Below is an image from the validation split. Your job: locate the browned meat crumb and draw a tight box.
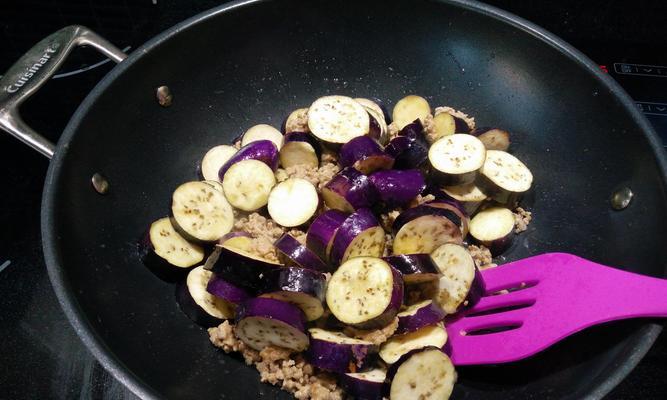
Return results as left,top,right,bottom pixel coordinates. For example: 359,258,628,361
467,244,497,270
379,209,401,232
209,322,343,400
233,139,242,150
234,213,287,262
388,121,401,140
285,108,309,133
514,207,532,233
422,113,439,144
434,106,476,131
382,233,394,257
320,149,339,165
409,194,435,208
405,280,439,305
343,317,399,346
277,163,341,191
289,228,308,245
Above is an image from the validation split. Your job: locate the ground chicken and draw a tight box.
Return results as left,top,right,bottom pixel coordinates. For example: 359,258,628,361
209,323,343,400
387,121,401,140
379,209,401,232
285,108,309,133
422,113,439,144
234,213,287,262
434,106,476,131
514,207,532,233
382,233,394,257
409,194,435,208
277,163,340,191
233,139,242,149
320,149,338,165
467,244,497,270
343,317,399,346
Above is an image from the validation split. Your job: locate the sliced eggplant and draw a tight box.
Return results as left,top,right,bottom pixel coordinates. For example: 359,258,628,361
383,254,440,285
341,368,386,400
218,231,253,252
283,107,309,133
379,323,447,364
206,274,251,304
306,328,377,373
176,266,235,327
201,180,224,193
396,300,447,334
279,131,322,169
362,105,389,145
330,208,385,265
326,257,403,329
428,134,486,186
235,297,309,352
469,206,515,255
478,150,533,205
274,234,329,272
392,95,430,130
259,266,326,321
200,145,237,181
368,169,426,207
210,244,282,293
442,182,488,215
384,135,429,170
218,139,279,179
170,181,234,242
387,347,456,400
429,112,467,142
431,243,485,314
222,159,276,211
321,167,378,213
392,205,462,254
267,178,319,227
241,124,284,150
472,127,511,151
339,136,394,175
306,209,348,262
307,95,370,145
424,199,470,237
139,217,205,269
354,98,385,122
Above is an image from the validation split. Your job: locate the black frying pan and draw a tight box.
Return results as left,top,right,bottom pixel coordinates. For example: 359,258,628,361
1,0,665,398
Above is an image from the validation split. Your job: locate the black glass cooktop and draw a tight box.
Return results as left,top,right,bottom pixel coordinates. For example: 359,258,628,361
1,1,665,399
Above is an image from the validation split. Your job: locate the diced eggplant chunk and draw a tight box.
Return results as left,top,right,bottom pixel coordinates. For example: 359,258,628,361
424,199,470,237
279,132,322,169
339,136,394,175
330,208,385,265
140,217,205,270
170,181,234,242
472,127,511,151
442,183,488,215
431,243,484,313
259,266,326,321
379,323,447,364
392,205,462,254
385,135,429,170
321,167,378,213
326,257,403,329
369,169,425,207
383,254,440,285
387,347,456,400
341,368,386,400
218,139,279,179
283,108,309,133
306,210,348,262
430,112,459,142
428,134,486,186
241,124,284,150
469,206,515,255
235,298,309,352
206,274,251,304
200,145,237,181
218,231,254,252
396,300,447,334
210,244,282,293
354,98,385,122
268,178,319,227
176,266,235,327
274,234,329,272
308,95,370,144
306,328,377,373
392,95,431,130
478,150,533,206
222,159,276,211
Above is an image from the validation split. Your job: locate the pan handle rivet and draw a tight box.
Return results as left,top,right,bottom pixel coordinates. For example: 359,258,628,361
610,187,633,210
92,173,110,195
156,85,173,107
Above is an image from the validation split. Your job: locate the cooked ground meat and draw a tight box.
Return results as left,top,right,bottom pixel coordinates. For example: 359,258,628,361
285,108,309,133
343,317,399,346
409,194,435,208
467,244,497,270
434,106,476,131
382,233,394,257
276,163,340,191
320,149,338,165
234,213,287,262
422,113,439,144
233,139,242,150
209,322,343,400
514,207,532,233
379,209,401,232
387,121,401,140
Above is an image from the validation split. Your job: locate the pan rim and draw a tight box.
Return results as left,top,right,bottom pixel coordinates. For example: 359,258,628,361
41,0,666,399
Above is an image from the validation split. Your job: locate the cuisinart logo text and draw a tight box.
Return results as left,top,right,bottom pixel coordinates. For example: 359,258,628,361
6,46,58,93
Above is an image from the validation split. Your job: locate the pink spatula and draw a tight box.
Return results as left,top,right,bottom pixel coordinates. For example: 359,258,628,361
445,252,667,366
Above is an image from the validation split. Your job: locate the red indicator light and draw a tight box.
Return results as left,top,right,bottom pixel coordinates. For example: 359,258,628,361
599,65,609,73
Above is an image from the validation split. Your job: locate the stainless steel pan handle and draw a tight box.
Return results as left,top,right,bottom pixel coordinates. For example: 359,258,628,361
0,25,127,159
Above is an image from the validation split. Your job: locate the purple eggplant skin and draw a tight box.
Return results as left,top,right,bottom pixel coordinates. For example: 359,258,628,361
391,204,463,236
283,131,323,158
210,245,281,294
259,266,326,301
383,254,440,284
306,332,378,373
453,115,471,133
340,370,386,400
206,274,251,304
477,228,516,256
462,268,486,311
306,210,348,261
175,281,223,328
330,208,382,266
322,167,379,212
339,136,394,175
367,112,383,142
396,301,447,334
217,140,278,180
369,169,426,207
274,234,330,272
397,119,427,141
384,135,429,170
370,97,392,124
424,199,470,237
235,297,306,332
